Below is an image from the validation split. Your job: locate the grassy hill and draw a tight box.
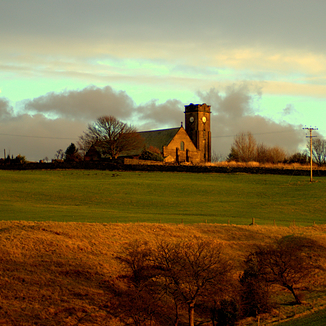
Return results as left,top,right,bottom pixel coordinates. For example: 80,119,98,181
1,170,326,324
0,170,325,226
0,221,326,325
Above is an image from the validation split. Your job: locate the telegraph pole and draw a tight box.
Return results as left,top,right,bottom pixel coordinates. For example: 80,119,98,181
303,127,318,182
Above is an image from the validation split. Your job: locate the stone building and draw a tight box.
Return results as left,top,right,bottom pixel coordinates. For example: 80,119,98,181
85,103,211,164
132,103,211,164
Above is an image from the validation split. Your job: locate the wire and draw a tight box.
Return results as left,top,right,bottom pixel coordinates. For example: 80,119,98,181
0,128,298,140
0,133,75,140
211,129,298,138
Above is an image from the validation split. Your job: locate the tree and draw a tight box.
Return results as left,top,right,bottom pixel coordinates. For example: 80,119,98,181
228,132,287,164
64,143,80,161
244,236,325,305
153,239,233,326
78,116,144,159
110,240,174,326
110,239,233,326
287,152,309,164
228,132,257,162
256,144,286,164
240,254,273,317
54,149,64,160
310,138,326,166
211,151,224,163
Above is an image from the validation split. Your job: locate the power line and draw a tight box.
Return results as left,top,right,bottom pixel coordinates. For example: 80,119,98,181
212,129,298,139
0,133,75,140
1,128,298,140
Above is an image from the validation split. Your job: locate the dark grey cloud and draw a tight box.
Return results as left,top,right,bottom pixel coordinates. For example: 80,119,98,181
0,98,14,120
0,112,86,161
198,85,304,158
136,99,184,130
23,86,135,121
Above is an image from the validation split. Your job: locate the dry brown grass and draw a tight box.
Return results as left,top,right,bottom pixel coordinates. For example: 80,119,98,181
207,161,326,170
1,221,326,325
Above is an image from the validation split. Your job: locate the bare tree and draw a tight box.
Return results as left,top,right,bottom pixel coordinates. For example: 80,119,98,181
228,132,257,162
310,138,326,166
228,132,287,164
244,236,325,304
54,149,64,160
153,239,233,326
256,144,286,164
211,151,224,163
110,239,233,326
287,152,309,164
109,240,165,326
78,116,144,159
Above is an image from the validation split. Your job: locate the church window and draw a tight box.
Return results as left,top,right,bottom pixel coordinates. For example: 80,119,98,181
180,141,185,151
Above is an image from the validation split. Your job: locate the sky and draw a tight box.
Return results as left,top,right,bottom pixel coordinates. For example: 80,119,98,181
1,0,325,161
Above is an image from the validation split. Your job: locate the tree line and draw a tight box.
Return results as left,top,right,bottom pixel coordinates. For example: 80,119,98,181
51,115,326,165
53,116,158,162
227,131,326,166
102,235,325,326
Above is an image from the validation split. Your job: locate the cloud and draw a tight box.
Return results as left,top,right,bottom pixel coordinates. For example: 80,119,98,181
136,99,184,130
282,104,297,116
23,86,136,122
0,112,86,161
198,84,304,158
0,98,14,120
0,84,307,161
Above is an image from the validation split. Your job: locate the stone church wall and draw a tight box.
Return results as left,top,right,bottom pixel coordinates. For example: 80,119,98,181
163,128,201,163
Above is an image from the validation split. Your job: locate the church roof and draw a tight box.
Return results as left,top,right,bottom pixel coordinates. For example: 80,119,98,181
138,127,181,150
120,127,181,157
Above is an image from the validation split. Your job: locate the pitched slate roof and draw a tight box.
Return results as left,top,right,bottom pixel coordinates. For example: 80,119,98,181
120,127,181,157
138,127,181,150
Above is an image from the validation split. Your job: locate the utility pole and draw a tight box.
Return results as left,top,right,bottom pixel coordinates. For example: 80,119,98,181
303,127,318,182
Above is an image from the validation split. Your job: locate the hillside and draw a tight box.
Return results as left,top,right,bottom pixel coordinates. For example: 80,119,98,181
1,221,326,325
1,170,326,226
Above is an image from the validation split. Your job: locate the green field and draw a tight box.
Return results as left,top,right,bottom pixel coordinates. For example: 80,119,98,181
0,170,325,225
277,308,326,326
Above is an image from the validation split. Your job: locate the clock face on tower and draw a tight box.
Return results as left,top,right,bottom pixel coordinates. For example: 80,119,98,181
202,116,206,123
189,117,194,123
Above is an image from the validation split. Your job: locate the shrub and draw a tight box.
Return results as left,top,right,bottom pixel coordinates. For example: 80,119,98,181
139,148,164,161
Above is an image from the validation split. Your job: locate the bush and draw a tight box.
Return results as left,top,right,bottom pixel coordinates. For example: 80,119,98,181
139,148,164,161
215,299,239,326
287,152,309,164
239,255,273,317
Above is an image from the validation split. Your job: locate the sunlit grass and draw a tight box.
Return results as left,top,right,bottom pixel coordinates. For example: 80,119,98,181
0,170,325,225
1,221,326,325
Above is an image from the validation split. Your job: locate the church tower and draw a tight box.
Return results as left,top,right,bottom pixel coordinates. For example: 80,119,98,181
184,103,211,163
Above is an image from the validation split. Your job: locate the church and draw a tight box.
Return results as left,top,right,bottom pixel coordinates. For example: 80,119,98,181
85,103,211,164
130,103,211,164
